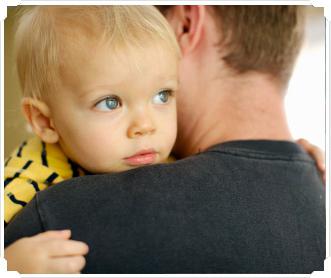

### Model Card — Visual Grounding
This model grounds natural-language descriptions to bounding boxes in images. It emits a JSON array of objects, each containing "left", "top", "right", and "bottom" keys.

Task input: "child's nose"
[{"left": 127, "top": 112, "right": 156, "bottom": 138}]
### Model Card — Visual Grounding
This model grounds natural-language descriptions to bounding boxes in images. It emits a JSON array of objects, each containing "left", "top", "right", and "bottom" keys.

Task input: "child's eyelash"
[
  {"left": 159, "top": 89, "right": 175, "bottom": 96},
  {"left": 95, "top": 95, "right": 121, "bottom": 105}
]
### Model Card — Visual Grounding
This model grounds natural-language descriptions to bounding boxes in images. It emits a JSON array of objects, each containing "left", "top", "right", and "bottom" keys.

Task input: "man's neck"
[{"left": 174, "top": 73, "right": 293, "bottom": 158}]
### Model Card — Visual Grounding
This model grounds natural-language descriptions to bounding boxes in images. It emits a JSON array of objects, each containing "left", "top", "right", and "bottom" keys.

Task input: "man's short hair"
[{"left": 157, "top": 5, "right": 304, "bottom": 85}]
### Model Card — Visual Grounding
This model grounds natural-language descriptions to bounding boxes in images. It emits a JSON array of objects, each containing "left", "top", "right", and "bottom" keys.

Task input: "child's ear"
[{"left": 21, "top": 97, "right": 59, "bottom": 144}]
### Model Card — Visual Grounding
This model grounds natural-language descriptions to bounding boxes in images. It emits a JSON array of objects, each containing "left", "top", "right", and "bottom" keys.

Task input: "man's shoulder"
[
  {"left": 37, "top": 139, "right": 318, "bottom": 207},
  {"left": 39, "top": 139, "right": 315, "bottom": 196},
  {"left": 206, "top": 139, "right": 313, "bottom": 161},
  {"left": 38, "top": 155, "right": 206, "bottom": 196}
]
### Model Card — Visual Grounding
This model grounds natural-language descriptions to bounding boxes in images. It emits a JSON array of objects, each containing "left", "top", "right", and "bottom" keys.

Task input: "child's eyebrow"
[
  {"left": 160, "top": 75, "right": 179, "bottom": 86},
  {"left": 77, "top": 75, "right": 179, "bottom": 99},
  {"left": 162, "top": 79, "right": 179, "bottom": 87},
  {"left": 78, "top": 85, "right": 119, "bottom": 99}
]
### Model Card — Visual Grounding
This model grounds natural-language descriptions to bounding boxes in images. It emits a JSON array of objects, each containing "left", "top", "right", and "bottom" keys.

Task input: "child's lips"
[{"left": 124, "top": 149, "right": 157, "bottom": 166}]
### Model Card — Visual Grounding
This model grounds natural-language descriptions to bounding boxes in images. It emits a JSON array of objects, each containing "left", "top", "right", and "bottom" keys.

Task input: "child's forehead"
[
  {"left": 58, "top": 38, "right": 178, "bottom": 95},
  {"left": 60, "top": 34, "right": 178, "bottom": 71}
]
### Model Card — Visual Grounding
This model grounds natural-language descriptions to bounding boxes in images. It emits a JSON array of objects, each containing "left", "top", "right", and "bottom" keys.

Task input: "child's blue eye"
[
  {"left": 95, "top": 96, "right": 121, "bottom": 111},
  {"left": 152, "top": 90, "right": 172, "bottom": 104}
]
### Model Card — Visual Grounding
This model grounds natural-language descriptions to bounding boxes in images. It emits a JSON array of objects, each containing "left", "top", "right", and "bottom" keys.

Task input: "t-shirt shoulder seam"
[
  {"left": 207, "top": 149, "right": 314, "bottom": 163},
  {"left": 35, "top": 194, "right": 47, "bottom": 231}
]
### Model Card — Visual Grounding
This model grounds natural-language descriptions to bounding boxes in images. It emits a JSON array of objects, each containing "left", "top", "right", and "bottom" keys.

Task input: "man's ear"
[
  {"left": 166, "top": 5, "right": 206, "bottom": 55},
  {"left": 21, "top": 97, "right": 59, "bottom": 144}
]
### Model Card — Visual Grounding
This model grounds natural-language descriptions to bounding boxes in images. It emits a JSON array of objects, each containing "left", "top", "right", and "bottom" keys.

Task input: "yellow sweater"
[{"left": 4, "top": 137, "right": 86, "bottom": 225}]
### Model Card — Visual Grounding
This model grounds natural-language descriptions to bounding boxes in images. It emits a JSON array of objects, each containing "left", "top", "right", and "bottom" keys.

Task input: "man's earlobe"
[{"left": 21, "top": 98, "right": 59, "bottom": 144}]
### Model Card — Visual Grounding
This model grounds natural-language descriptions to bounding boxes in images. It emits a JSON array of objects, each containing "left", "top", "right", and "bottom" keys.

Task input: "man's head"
[
  {"left": 157, "top": 5, "right": 304, "bottom": 85},
  {"left": 16, "top": 6, "right": 180, "bottom": 173},
  {"left": 156, "top": 5, "right": 305, "bottom": 157}
]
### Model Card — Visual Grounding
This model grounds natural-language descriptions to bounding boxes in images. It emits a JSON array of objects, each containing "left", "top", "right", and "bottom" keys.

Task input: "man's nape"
[{"left": 157, "top": 5, "right": 303, "bottom": 158}]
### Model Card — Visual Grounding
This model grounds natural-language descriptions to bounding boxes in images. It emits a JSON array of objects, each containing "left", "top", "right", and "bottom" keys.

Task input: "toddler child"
[{"left": 4, "top": 5, "right": 180, "bottom": 273}]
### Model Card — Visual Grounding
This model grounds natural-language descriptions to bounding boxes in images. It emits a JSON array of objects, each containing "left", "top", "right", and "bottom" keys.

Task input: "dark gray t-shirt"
[{"left": 5, "top": 140, "right": 325, "bottom": 274}]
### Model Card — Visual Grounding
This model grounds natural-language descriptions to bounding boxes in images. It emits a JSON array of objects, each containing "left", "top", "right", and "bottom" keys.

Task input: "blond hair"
[{"left": 15, "top": 5, "right": 180, "bottom": 99}]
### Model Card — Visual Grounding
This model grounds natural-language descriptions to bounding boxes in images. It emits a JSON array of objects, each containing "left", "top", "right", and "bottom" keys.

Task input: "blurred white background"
[{"left": 285, "top": 7, "right": 325, "bottom": 150}]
